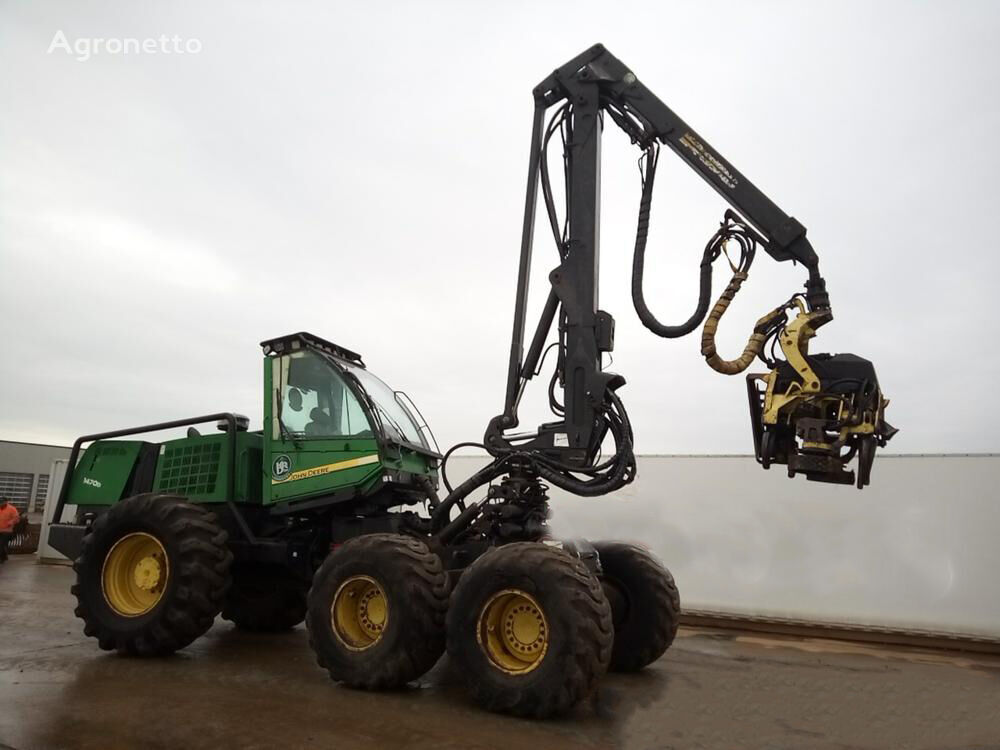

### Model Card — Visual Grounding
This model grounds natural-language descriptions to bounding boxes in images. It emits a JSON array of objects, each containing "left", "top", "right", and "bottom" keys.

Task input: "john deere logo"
[{"left": 272, "top": 454, "right": 292, "bottom": 481}]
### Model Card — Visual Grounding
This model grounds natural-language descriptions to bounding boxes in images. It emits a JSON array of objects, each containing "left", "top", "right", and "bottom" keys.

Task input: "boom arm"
[
  {"left": 432, "top": 44, "right": 894, "bottom": 536},
  {"left": 490, "top": 44, "right": 825, "bottom": 450},
  {"left": 480, "top": 43, "right": 891, "bottom": 489},
  {"left": 539, "top": 46, "right": 826, "bottom": 276}
]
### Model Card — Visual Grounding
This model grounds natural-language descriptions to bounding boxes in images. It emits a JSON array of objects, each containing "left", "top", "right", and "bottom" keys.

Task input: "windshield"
[
  {"left": 338, "top": 360, "right": 428, "bottom": 449},
  {"left": 277, "top": 351, "right": 373, "bottom": 439}
]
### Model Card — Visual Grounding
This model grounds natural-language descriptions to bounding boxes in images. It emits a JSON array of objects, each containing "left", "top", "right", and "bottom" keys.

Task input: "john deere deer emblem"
[{"left": 272, "top": 454, "right": 291, "bottom": 482}]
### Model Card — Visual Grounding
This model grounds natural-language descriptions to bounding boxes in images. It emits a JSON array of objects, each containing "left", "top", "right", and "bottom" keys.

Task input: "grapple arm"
[{"left": 482, "top": 44, "right": 893, "bottom": 502}]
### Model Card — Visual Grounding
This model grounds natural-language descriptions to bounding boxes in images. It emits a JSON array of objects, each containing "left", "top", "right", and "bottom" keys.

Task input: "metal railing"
[{"left": 50, "top": 413, "right": 251, "bottom": 541}]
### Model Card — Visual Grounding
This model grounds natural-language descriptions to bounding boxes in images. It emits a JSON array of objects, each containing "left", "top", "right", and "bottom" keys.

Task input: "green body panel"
[
  {"left": 262, "top": 359, "right": 388, "bottom": 504},
  {"left": 266, "top": 437, "right": 383, "bottom": 504},
  {"left": 69, "top": 433, "right": 263, "bottom": 508},
  {"left": 152, "top": 431, "right": 263, "bottom": 503},
  {"left": 384, "top": 446, "right": 436, "bottom": 477},
  {"left": 67, "top": 441, "right": 146, "bottom": 505}
]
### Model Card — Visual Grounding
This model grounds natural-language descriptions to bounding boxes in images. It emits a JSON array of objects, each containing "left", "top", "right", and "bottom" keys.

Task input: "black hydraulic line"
[
  {"left": 415, "top": 475, "right": 440, "bottom": 510},
  {"left": 522, "top": 106, "right": 572, "bottom": 385},
  {"left": 535, "top": 420, "right": 629, "bottom": 475},
  {"left": 547, "top": 368, "right": 564, "bottom": 415},
  {"left": 430, "top": 457, "right": 510, "bottom": 531},
  {"left": 531, "top": 342, "right": 560, "bottom": 378},
  {"left": 530, "top": 391, "right": 635, "bottom": 495},
  {"left": 432, "top": 494, "right": 492, "bottom": 545},
  {"left": 539, "top": 105, "right": 569, "bottom": 251},
  {"left": 502, "top": 102, "right": 548, "bottom": 423},
  {"left": 439, "top": 441, "right": 488, "bottom": 494},
  {"left": 631, "top": 147, "right": 719, "bottom": 339},
  {"left": 533, "top": 439, "right": 633, "bottom": 496}
]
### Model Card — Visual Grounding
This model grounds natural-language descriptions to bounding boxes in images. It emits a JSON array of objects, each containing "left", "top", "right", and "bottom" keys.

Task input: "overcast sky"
[{"left": 1, "top": 0, "right": 998, "bottom": 453}]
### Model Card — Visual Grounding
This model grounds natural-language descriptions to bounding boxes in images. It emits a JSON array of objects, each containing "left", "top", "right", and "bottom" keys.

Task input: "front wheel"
[
  {"left": 446, "top": 542, "right": 613, "bottom": 718},
  {"left": 594, "top": 541, "right": 680, "bottom": 672},
  {"left": 306, "top": 534, "right": 449, "bottom": 689},
  {"left": 71, "top": 494, "right": 232, "bottom": 655}
]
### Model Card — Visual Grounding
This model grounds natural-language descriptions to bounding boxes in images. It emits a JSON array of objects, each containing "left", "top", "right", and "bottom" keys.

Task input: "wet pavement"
[{"left": 1, "top": 556, "right": 999, "bottom": 750}]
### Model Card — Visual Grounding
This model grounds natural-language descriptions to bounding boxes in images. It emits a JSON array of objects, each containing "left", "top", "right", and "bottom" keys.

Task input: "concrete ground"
[{"left": 1, "top": 556, "right": 998, "bottom": 750}]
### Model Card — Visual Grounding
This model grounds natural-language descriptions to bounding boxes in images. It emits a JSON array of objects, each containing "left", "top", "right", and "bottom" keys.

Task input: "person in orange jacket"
[{"left": 0, "top": 497, "right": 20, "bottom": 563}]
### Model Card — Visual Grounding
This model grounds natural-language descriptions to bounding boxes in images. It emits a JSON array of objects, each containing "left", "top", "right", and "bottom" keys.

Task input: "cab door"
[{"left": 263, "top": 349, "right": 382, "bottom": 504}]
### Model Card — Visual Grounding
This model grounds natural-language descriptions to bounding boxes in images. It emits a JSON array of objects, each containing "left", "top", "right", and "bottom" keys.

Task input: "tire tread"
[
  {"left": 595, "top": 541, "right": 680, "bottom": 672},
  {"left": 306, "top": 533, "right": 449, "bottom": 689},
  {"left": 447, "top": 542, "right": 613, "bottom": 717},
  {"left": 72, "top": 493, "right": 232, "bottom": 656}
]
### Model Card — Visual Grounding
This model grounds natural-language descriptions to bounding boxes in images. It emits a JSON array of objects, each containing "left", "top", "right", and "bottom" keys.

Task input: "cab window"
[{"left": 273, "top": 351, "right": 372, "bottom": 439}]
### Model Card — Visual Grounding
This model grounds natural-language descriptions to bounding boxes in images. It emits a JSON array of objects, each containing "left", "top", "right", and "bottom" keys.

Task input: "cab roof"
[{"left": 259, "top": 331, "right": 365, "bottom": 367}]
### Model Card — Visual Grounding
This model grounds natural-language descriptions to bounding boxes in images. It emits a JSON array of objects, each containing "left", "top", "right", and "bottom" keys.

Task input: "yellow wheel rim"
[
  {"left": 101, "top": 532, "right": 169, "bottom": 617},
  {"left": 331, "top": 575, "right": 388, "bottom": 651},
  {"left": 477, "top": 589, "right": 549, "bottom": 674}
]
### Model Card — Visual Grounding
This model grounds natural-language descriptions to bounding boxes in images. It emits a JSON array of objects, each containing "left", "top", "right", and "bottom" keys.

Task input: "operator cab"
[{"left": 261, "top": 332, "right": 437, "bottom": 457}]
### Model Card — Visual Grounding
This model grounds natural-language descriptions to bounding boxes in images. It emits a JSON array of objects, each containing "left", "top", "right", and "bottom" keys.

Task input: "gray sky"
[{"left": 1, "top": 0, "right": 998, "bottom": 453}]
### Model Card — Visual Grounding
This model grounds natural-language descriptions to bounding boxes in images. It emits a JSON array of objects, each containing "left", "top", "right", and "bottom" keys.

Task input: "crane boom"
[{"left": 433, "top": 44, "right": 895, "bottom": 540}]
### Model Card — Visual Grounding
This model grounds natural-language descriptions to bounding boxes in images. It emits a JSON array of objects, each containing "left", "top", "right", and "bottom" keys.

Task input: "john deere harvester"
[{"left": 49, "top": 45, "right": 895, "bottom": 717}]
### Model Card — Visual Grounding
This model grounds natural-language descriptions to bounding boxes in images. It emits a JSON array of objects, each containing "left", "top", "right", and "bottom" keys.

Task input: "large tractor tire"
[
  {"left": 222, "top": 564, "right": 308, "bottom": 632},
  {"left": 446, "top": 542, "right": 613, "bottom": 718},
  {"left": 594, "top": 541, "right": 680, "bottom": 672},
  {"left": 306, "top": 533, "right": 449, "bottom": 689},
  {"left": 71, "top": 494, "right": 232, "bottom": 656}
]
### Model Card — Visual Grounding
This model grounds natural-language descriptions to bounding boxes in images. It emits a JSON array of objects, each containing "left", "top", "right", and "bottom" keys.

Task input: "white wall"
[{"left": 447, "top": 454, "right": 1000, "bottom": 639}]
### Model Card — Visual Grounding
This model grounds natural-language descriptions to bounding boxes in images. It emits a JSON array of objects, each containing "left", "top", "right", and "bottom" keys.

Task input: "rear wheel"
[
  {"left": 71, "top": 494, "right": 232, "bottom": 655},
  {"left": 306, "top": 534, "right": 449, "bottom": 689},
  {"left": 222, "top": 564, "right": 308, "bottom": 632},
  {"left": 447, "top": 542, "right": 613, "bottom": 717},
  {"left": 594, "top": 541, "right": 680, "bottom": 672}
]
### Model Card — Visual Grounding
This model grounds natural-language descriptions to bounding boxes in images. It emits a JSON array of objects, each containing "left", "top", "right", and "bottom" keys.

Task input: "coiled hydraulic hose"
[
  {"left": 530, "top": 391, "right": 636, "bottom": 496},
  {"left": 630, "top": 144, "right": 788, "bottom": 375},
  {"left": 701, "top": 276, "right": 789, "bottom": 375},
  {"left": 700, "top": 272, "right": 763, "bottom": 374},
  {"left": 698, "top": 221, "right": 787, "bottom": 375},
  {"left": 632, "top": 146, "right": 717, "bottom": 338}
]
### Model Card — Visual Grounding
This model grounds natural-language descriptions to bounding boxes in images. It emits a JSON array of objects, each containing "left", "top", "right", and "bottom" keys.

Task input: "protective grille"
[{"left": 156, "top": 443, "right": 221, "bottom": 495}]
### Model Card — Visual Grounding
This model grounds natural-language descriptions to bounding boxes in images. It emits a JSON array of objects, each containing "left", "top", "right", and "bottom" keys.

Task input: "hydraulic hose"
[
  {"left": 628, "top": 148, "right": 783, "bottom": 376},
  {"left": 700, "top": 273, "right": 766, "bottom": 374},
  {"left": 701, "top": 274, "right": 791, "bottom": 375},
  {"left": 430, "top": 457, "right": 510, "bottom": 530},
  {"left": 698, "top": 217, "right": 791, "bottom": 375},
  {"left": 439, "top": 441, "right": 488, "bottom": 494},
  {"left": 632, "top": 147, "right": 717, "bottom": 338},
  {"left": 531, "top": 391, "right": 636, "bottom": 496},
  {"left": 533, "top": 447, "right": 635, "bottom": 496}
]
